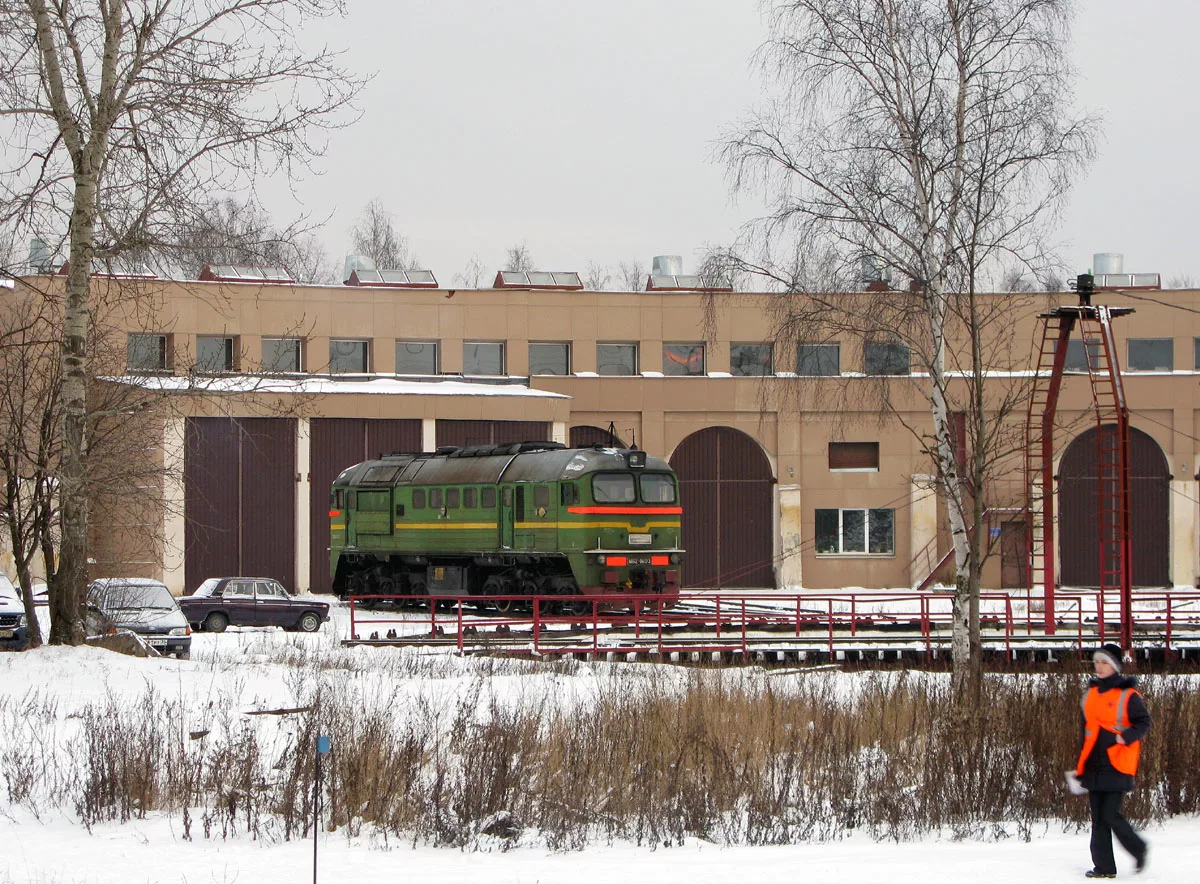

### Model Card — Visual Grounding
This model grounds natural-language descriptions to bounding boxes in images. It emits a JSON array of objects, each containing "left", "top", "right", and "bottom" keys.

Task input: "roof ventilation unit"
[{"left": 199, "top": 264, "right": 295, "bottom": 283}]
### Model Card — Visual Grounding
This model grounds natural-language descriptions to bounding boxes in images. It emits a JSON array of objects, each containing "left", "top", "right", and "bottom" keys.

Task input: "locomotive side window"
[
  {"left": 412, "top": 489, "right": 426, "bottom": 509},
  {"left": 561, "top": 483, "right": 579, "bottom": 505},
  {"left": 395, "top": 504, "right": 405, "bottom": 517},
  {"left": 358, "top": 490, "right": 390, "bottom": 511},
  {"left": 446, "top": 488, "right": 461, "bottom": 508},
  {"left": 593, "top": 473, "right": 635, "bottom": 503},
  {"left": 483, "top": 487, "right": 497, "bottom": 508},
  {"left": 333, "top": 489, "right": 345, "bottom": 509},
  {"left": 502, "top": 487, "right": 512, "bottom": 507},
  {"left": 640, "top": 473, "right": 677, "bottom": 503},
  {"left": 347, "top": 491, "right": 357, "bottom": 508},
  {"left": 430, "top": 489, "right": 444, "bottom": 509},
  {"left": 464, "top": 487, "right": 478, "bottom": 508}
]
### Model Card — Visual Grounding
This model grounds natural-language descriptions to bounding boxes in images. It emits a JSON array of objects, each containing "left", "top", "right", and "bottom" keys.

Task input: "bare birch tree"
[
  {"left": 0, "top": 0, "right": 363, "bottom": 644},
  {"left": 723, "top": 0, "right": 1093, "bottom": 695},
  {"left": 349, "top": 199, "right": 416, "bottom": 270},
  {"left": 504, "top": 243, "right": 535, "bottom": 273},
  {"left": 616, "top": 259, "right": 645, "bottom": 292}
]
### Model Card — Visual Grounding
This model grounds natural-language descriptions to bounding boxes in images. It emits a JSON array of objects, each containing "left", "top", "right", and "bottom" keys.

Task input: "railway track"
[{"left": 342, "top": 589, "right": 1200, "bottom": 666}]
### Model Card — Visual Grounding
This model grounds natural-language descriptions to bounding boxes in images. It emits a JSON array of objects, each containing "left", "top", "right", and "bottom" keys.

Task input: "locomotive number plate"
[
  {"left": 626, "top": 556, "right": 652, "bottom": 565},
  {"left": 628, "top": 533, "right": 652, "bottom": 545}
]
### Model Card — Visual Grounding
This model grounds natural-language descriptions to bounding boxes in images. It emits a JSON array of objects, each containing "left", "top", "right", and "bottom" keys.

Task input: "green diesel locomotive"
[{"left": 330, "top": 441, "right": 684, "bottom": 605}]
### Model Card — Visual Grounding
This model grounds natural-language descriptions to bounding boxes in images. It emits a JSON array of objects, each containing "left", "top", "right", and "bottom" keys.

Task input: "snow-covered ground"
[{"left": 0, "top": 605, "right": 1194, "bottom": 884}]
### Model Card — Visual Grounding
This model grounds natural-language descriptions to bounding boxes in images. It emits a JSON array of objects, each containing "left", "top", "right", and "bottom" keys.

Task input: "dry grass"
[{"left": 2, "top": 653, "right": 1197, "bottom": 849}]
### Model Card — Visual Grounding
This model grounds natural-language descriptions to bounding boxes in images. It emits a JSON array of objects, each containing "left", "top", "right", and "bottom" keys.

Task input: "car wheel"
[
  {"left": 298, "top": 612, "right": 321, "bottom": 633},
  {"left": 203, "top": 612, "right": 229, "bottom": 633}
]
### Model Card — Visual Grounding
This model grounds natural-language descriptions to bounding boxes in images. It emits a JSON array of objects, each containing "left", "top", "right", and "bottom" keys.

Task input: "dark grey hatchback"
[{"left": 87, "top": 578, "right": 192, "bottom": 658}]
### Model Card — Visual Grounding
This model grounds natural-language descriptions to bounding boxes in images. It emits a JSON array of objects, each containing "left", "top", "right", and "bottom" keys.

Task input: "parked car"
[
  {"left": 87, "top": 578, "right": 192, "bottom": 659},
  {"left": 179, "top": 577, "right": 330, "bottom": 633},
  {"left": 0, "top": 576, "right": 30, "bottom": 651}
]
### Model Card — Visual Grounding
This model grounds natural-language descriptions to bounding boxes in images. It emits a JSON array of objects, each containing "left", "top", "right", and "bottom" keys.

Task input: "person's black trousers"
[{"left": 1089, "top": 789, "right": 1145, "bottom": 874}]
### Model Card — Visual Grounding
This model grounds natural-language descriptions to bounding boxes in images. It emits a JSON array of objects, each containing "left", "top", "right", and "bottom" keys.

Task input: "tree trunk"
[{"left": 49, "top": 176, "right": 98, "bottom": 646}]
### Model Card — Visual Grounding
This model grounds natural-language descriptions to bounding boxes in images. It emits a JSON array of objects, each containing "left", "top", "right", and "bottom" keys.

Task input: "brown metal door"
[
  {"left": 436, "top": 420, "right": 549, "bottom": 447},
  {"left": 1059, "top": 425, "right": 1170, "bottom": 587},
  {"left": 1000, "top": 521, "right": 1028, "bottom": 589},
  {"left": 308, "top": 418, "right": 421, "bottom": 594},
  {"left": 670, "top": 427, "right": 775, "bottom": 588},
  {"left": 569, "top": 425, "right": 626, "bottom": 448},
  {"left": 185, "top": 418, "right": 296, "bottom": 592}
]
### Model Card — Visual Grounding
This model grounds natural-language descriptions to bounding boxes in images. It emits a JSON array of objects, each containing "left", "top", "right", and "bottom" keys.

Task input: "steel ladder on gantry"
[{"left": 1025, "top": 278, "right": 1135, "bottom": 648}]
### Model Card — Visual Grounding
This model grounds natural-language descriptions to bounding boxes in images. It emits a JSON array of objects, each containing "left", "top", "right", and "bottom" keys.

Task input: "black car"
[{"left": 180, "top": 577, "right": 330, "bottom": 633}]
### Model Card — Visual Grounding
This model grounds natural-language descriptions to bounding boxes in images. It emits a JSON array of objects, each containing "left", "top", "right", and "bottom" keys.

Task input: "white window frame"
[
  {"left": 329, "top": 338, "right": 370, "bottom": 374},
  {"left": 815, "top": 507, "right": 895, "bottom": 556}
]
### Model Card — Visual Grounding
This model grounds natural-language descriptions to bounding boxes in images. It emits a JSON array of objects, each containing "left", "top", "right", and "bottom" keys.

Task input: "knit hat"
[{"left": 1093, "top": 643, "right": 1125, "bottom": 672}]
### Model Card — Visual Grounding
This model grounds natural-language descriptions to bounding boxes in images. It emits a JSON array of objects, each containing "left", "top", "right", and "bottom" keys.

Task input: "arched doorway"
[
  {"left": 669, "top": 427, "right": 775, "bottom": 588},
  {"left": 569, "top": 424, "right": 626, "bottom": 448},
  {"left": 1059, "top": 425, "right": 1170, "bottom": 587}
]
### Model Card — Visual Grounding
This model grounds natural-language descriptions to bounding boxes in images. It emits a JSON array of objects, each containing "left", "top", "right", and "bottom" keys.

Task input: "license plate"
[
  {"left": 147, "top": 638, "right": 168, "bottom": 646},
  {"left": 628, "top": 533, "right": 652, "bottom": 545},
  {"left": 0, "top": 629, "right": 12, "bottom": 638}
]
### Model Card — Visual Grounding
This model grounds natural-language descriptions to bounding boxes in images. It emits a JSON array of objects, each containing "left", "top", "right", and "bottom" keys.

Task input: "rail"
[{"left": 344, "top": 589, "right": 1200, "bottom": 661}]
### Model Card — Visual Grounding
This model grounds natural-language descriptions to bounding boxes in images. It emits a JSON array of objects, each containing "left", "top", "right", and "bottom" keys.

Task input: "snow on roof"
[{"left": 101, "top": 374, "right": 571, "bottom": 399}]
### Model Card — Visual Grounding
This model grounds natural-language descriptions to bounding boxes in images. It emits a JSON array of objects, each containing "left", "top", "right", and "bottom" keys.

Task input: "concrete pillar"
[
  {"left": 551, "top": 421, "right": 567, "bottom": 445},
  {"left": 421, "top": 418, "right": 437, "bottom": 452},
  {"left": 1171, "top": 478, "right": 1197, "bottom": 587},
  {"left": 778, "top": 484, "right": 804, "bottom": 588},
  {"left": 909, "top": 474, "right": 939, "bottom": 588},
  {"left": 296, "top": 419, "right": 311, "bottom": 593},
  {"left": 161, "top": 418, "right": 187, "bottom": 595}
]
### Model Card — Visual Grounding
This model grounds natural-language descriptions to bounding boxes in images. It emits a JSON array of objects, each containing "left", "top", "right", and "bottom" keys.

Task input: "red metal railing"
[{"left": 346, "top": 589, "right": 1200, "bottom": 662}]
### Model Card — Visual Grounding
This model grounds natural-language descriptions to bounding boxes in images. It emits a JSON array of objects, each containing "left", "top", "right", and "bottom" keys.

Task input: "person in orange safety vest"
[{"left": 1076, "top": 643, "right": 1151, "bottom": 879}]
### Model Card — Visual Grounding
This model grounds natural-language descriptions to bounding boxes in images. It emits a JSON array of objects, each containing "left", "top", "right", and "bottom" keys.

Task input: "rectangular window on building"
[
  {"left": 865, "top": 341, "right": 910, "bottom": 375},
  {"left": 815, "top": 507, "right": 895, "bottom": 555},
  {"left": 730, "top": 343, "right": 773, "bottom": 376},
  {"left": 262, "top": 337, "right": 302, "bottom": 372},
  {"left": 1194, "top": 338, "right": 1200, "bottom": 370},
  {"left": 464, "top": 341, "right": 504, "bottom": 375},
  {"left": 1062, "top": 339, "right": 1102, "bottom": 372},
  {"left": 330, "top": 339, "right": 369, "bottom": 373},
  {"left": 828, "top": 442, "right": 879, "bottom": 471},
  {"left": 529, "top": 342, "right": 570, "bottom": 375},
  {"left": 196, "top": 335, "right": 235, "bottom": 372},
  {"left": 597, "top": 343, "right": 638, "bottom": 375},
  {"left": 663, "top": 343, "right": 705, "bottom": 376},
  {"left": 395, "top": 341, "right": 438, "bottom": 374},
  {"left": 1127, "top": 338, "right": 1173, "bottom": 371},
  {"left": 127, "top": 333, "right": 169, "bottom": 372},
  {"left": 796, "top": 343, "right": 840, "bottom": 376}
]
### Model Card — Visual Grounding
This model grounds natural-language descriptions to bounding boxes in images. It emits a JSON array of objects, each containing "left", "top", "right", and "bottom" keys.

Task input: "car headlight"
[
  {"left": 17, "top": 614, "right": 26, "bottom": 628},
  {"left": 169, "top": 627, "right": 188, "bottom": 636}
]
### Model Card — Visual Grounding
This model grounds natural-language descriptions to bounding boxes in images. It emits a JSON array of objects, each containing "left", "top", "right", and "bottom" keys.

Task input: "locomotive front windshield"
[
  {"left": 592, "top": 473, "right": 636, "bottom": 502},
  {"left": 639, "top": 473, "right": 677, "bottom": 503}
]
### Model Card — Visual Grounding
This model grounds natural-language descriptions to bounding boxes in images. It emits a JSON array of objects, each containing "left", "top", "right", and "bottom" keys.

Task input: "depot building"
[{"left": 4, "top": 258, "right": 1197, "bottom": 595}]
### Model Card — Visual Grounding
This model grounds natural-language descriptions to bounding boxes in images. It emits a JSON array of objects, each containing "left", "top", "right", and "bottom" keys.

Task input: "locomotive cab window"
[
  {"left": 593, "top": 473, "right": 635, "bottom": 503},
  {"left": 412, "top": 489, "right": 426, "bottom": 509},
  {"left": 561, "top": 483, "right": 579, "bottom": 505},
  {"left": 640, "top": 473, "right": 677, "bottom": 503},
  {"left": 332, "top": 489, "right": 345, "bottom": 509}
]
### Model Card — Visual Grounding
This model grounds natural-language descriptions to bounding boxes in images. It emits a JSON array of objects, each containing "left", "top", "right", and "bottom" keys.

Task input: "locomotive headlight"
[
  {"left": 597, "top": 555, "right": 606, "bottom": 565},
  {"left": 670, "top": 553, "right": 680, "bottom": 564}
]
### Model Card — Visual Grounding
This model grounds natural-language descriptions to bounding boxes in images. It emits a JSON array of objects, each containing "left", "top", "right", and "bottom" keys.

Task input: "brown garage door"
[
  {"left": 436, "top": 420, "right": 549, "bottom": 448},
  {"left": 308, "top": 418, "right": 422, "bottom": 594},
  {"left": 185, "top": 418, "right": 296, "bottom": 592},
  {"left": 1059, "top": 425, "right": 1170, "bottom": 587},
  {"left": 569, "top": 424, "right": 626, "bottom": 448},
  {"left": 670, "top": 427, "right": 775, "bottom": 588}
]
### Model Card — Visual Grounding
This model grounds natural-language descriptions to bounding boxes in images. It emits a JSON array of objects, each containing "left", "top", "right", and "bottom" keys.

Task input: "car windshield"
[
  {"left": 91, "top": 582, "right": 176, "bottom": 611},
  {"left": 192, "top": 578, "right": 221, "bottom": 598},
  {"left": 0, "top": 575, "right": 17, "bottom": 600}
]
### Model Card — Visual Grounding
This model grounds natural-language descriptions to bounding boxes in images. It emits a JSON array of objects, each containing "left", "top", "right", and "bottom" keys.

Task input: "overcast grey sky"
[{"left": 281, "top": 0, "right": 1200, "bottom": 286}]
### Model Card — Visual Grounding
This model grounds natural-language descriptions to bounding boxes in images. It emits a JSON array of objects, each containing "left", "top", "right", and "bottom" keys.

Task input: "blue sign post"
[{"left": 314, "top": 735, "right": 331, "bottom": 884}]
